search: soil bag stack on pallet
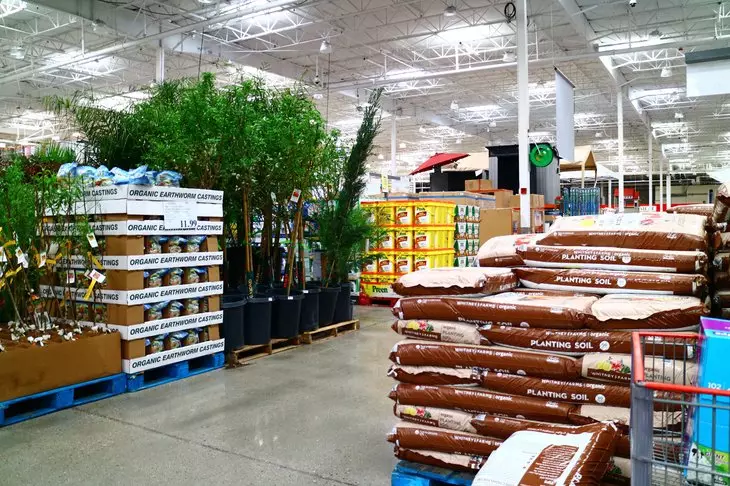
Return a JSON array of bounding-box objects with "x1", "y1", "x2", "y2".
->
[
  {"x1": 709, "y1": 184, "x2": 730, "y2": 318},
  {"x1": 386, "y1": 212, "x2": 709, "y2": 482}
]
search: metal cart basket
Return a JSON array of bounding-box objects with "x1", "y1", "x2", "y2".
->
[{"x1": 631, "y1": 331, "x2": 730, "y2": 485}]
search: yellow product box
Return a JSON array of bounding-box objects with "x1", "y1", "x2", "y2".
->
[
  {"x1": 413, "y1": 227, "x2": 450, "y2": 250},
  {"x1": 395, "y1": 203, "x2": 413, "y2": 225},
  {"x1": 378, "y1": 253, "x2": 396, "y2": 273},
  {"x1": 395, "y1": 253, "x2": 413, "y2": 274},
  {"x1": 361, "y1": 201, "x2": 395, "y2": 225},
  {"x1": 394, "y1": 228, "x2": 413, "y2": 250},
  {"x1": 413, "y1": 251, "x2": 440, "y2": 271},
  {"x1": 362, "y1": 256, "x2": 378, "y2": 273},
  {"x1": 362, "y1": 279, "x2": 393, "y2": 297},
  {"x1": 379, "y1": 230, "x2": 395, "y2": 250}
]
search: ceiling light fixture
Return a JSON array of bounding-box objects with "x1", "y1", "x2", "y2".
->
[
  {"x1": 674, "y1": 112, "x2": 684, "y2": 119},
  {"x1": 399, "y1": 142, "x2": 407, "y2": 149},
  {"x1": 455, "y1": 138, "x2": 462, "y2": 144},
  {"x1": 444, "y1": 5, "x2": 457, "y2": 17},
  {"x1": 377, "y1": 154, "x2": 384, "y2": 160},
  {"x1": 648, "y1": 29, "x2": 662, "y2": 39},
  {"x1": 450, "y1": 100, "x2": 459, "y2": 110},
  {"x1": 319, "y1": 39, "x2": 332, "y2": 54},
  {"x1": 660, "y1": 66, "x2": 673, "y2": 78},
  {"x1": 9, "y1": 45, "x2": 23, "y2": 59},
  {"x1": 197, "y1": 0, "x2": 215, "y2": 4},
  {"x1": 489, "y1": 120, "x2": 497, "y2": 128},
  {"x1": 312, "y1": 93, "x2": 323, "y2": 100},
  {"x1": 595, "y1": 131, "x2": 603, "y2": 138},
  {"x1": 502, "y1": 52, "x2": 516, "y2": 63},
  {"x1": 419, "y1": 126, "x2": 426, "y2": 134}
]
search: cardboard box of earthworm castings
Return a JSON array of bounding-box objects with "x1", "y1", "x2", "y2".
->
[{"x1": 0, "y1": 330, "x2": 121, "y2": 402}]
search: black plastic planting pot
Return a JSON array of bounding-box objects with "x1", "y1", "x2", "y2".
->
[
  {"x1": 333, "y1": 282, "x2": 353, "y2": 323},
  {"x1": 268, "y1": 289, "x2": 304, "y2": 339},
  {"x1": 243, "y1": 296, "x2": 274, "y2": 345},
  {"x1": 318, "y1": 286, "x2": 340, "y2": 327},
  {"x1": 222, "y1": 293, "x2": 246, "y2": 351},
  {"x1": 299, "y1": 287, "x2": 321, "y2": 333}
]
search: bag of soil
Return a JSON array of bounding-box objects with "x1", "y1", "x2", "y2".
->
[
  {"x1": 580, "y1": 353, "x2": 697, "y2": 386},
  {"x1": 515, "y1": 267, "x2": 707, "y2": 296},
  {"x1": 393, "y1": 292, "x2": 598, "y2": 330},
  {"x1": 713, "y1": 182, "x2": 730, "y2": 223},
  {"x1": 389, "y1": 340, "x2": 581, "y2": 380},
  {"x1": 388, "y1": 364, "x2": 486, "y2": 386},
  {"x1": 392, "y1": 319, "x2": 486, "y2": 345},
  {"x1": 394, "y1": 403, "x2": 479, "y2": 433},
  {"x1": 667, "y1": 203, "x2": 714, "y2": 218},
  {"x1": 477, "y1": 233, "x2": 540, "y2": 267},
  {"x1": 472, "y1": 421, "x2": 620, "y2": 486},
  {"x1": 516, "y1": 244, "x2": 707, "y2": 274},
  {"x1": 392, "y1": 267, "x2": 518, "y2": 296},
  {"x1": 393, "y1": 446, "x2": 489, "y2": 472},
  {"x1": 587, "y1": 294, "x2": 708, "y2": 330},
  {"x1": 537, "y1": 213, "x2": 707, "y2": 252},
  {"x1": 388, "y1": 422, "x2": 503, "y2": 457}
]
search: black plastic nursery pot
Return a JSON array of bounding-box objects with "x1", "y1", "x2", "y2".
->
[
  {"x1": 318, "y1": 285, "x2": 340, "y2": 327},
  {"x1": 299, "y1": 286, "x2": 321, "y2": 333},
  {"x1": 243, "y1": 296, "x2": 274, "y2": 345},
  {"x1": 222, "y1": 293, "x2": 246, "y2": 351},
  {"x1": 333, "y1": 282, "x2": 353, "y2": 324},
  {"x1": 267, "y1": 289, "x2": 304, "y2": 339}
]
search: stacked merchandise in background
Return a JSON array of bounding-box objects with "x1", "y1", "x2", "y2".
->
[
  {"x1": 360, "y1": 198, "x2": 455, "y2": 299},
  {"x1": 386, "y1": 211, "x2": 710, "y2": 480},
  {"x1": 561, "y1": 186, "x2": 600, "y2": 216},
  {"x1": 453, "y1": 203, "x2": 480, "y2": 268},
  {"x1": 43, "y1": 166, "x2": 225, "y2": 377}
]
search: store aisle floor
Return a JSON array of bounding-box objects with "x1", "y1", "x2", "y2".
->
[{"x1": 0, "y1": 306, "x2": 399, "y2": 486}]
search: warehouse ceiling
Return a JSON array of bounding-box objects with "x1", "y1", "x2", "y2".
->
[{"x1": 1, "y1": 0, "x2": 729, "y2": 176}]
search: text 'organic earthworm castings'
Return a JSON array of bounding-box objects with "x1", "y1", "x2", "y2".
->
[
  {"x1": 392, "y1": 293, "x2": 597, "y2": 329},
  {"x1": 389, "y1": 340, "x2": 581, "y2": 380}
]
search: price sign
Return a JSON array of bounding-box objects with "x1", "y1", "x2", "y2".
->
[{"x1": 163, "y1": 201, "x2": 198, "y2": 230}]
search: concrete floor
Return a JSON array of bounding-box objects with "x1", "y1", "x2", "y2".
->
[{"x1": 0, "y1": 306, "x2": 400, "y2": 486}]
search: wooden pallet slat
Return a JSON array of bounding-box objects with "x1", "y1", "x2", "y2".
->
[
  {"x1": 0, "y1": 373, "x2": 127, "y2": 427},
  {"x1": 228, "y1": 336, "x2": 301, "y2": 364},
  {"x1": 301, "y1": 320, "x2": 360, "y2": 344}
]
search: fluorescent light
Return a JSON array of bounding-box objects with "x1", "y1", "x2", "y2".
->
[
  {"x1": 660, "y1": 66, "x2": 672, "y2": 78},
  {"x1": 489, "y1": 120, "x2": 497, "y2": 128},
  {"x1": 529, "y1": 131, "x2": 551, "y2": 137},
  {"x1": 312, "y1": 93, "x2": 323, "y2": 100},
  {"x1": 450, "y1": 100, "x2": 459, "y2": 110},
  {"x1": 10, "y1": 45, "x2": 23, "y2": 59},
  {"x1": 463, "y1": 104, "x2": 502, "y2": 113},
  {"x1": 674, "y1": 112, "x2": 684, "y2": 119},
  {"x1": 0, "y1": 143, "x2": 6, "y2": 148},
  {"x1": 444, "y1": 5, "x2": 457, "y2": 16},
  {"x1": 320, "y1": 39, "x2": 332, "y2": 54},
  {"x1": 419, "y1": 126, "x2": 426, "y2": 134},
  {"x1": 455, "y1": 138, "x2": 462, "y2": 144},
  {"x1": 595, "y1": 131, "x2": 603, "y2": 138},
  {"x1": 399, "y1": 142, "x2": 406, "y2": 149},
  {"x1": 502, "y1": 52, "x2": 516, "y2": 63},
  {"x1": 377, "y1": 154, "x2": 384, "y2": 160}
]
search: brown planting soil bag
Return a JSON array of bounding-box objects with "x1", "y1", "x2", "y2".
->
[
  {"x1": 478, "y1": 325, "x2": 695, "y2": 359},
  {"x1": 516, "y1": 244, "x2": 707, "y2": 274},
  {"x1": 477, "y1": 233, "x2": 540, "y2": 267},
  {"x1": 714, "y1": 251, "x2": 730, "y2": 272},
  {"x1": 713, "y1": 231, "x2": 730, "y2": 251},
  {"x1": 713, "y1": 182, "x2": 730, "y2": 223},
  {"x1": 512, "y1": 288, "x2": 599, "y2": 298},
  {"x1": 389, "y1": 383, "x2": 580, "y2": 423},
  {"x1": 580, "y1": 353, "x2": 697, "y2": 386},
  {"x1": 472, "y1": 421, "x2": 620, "y2": 486},
  {"x1": 393, "y1": 446, "x2": 489, "y2": 472},
  {"x1": 667, "y1": 203, "x2": 714, "y2": 218},
  {"x1": 389, "y1": 364, "x2": 485, "y2": 386},
  {"x1": 515, "y1": 267, "x2": 707, "y2": 296},
  {"x1": 537, "y1": 213, "x2": 707, "y2": 251},
  {"x1": 394, "y1": 403, "x2": 479, "y2": 433},
  {"x1": 392, "y1": 267, "x2": 518, "y2": 296},
  {"x1": 714, "y1": 290, "x2": 730, "y2": 308},
  {"x1": 389, "y1": 340, "x2": 581, "y2": 380},
  {"x1": 715, "y1": 272, "x2": 730, "y2": 290},
  {"x1": 393, "y1": 292, "x2": 598, "y2": 329},
  {"x1": 586, "y1": 294, "x2": 708, "y2": 330},
  {"x1": 392, "y1": 319, "x2": 486, "y2": 345},
  {"x1": 470, "y1": 415, "x2": 630, "y2": 460},
  {"x1": 388, "y1": 422, "x2": 503, "y2": 457}
]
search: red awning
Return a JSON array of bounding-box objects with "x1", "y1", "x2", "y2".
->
[{"x1": 410, "y1": 152, "x2": 469, "y2": 175}]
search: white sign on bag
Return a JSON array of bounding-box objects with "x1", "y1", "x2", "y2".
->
[{"x1": 123, "y1": 339, "x2": 225, "y2": 373}]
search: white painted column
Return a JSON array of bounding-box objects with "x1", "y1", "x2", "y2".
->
[
  {"x1": 666, "y1": 175, "x2": 672, "y2": 209},
  {"x1": 390, "y1": 110, "x2": 397, "y2": 175},
  {"x1": 648, "y1": 133, "x2": 653, "y2": 208},
  {"x1": 608, "y1": 178, "x2": 612, "y2": 208},
  {"x1": 659, "y1": 156, "x2": 664, "y2": 210},
  {"x1": 617, "y1": 87, "x2": 625, "y2": 212},
  {"x1": 155, "y1": 43, "x2": 165, "y2": 83},
  {"x1": 517, "y1": 0, "x2": 530, "y2": 231}
]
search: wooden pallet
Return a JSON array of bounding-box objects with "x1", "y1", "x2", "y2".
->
[
  {"x1": 301, "y1": 320, "x2": 360, "y2": 344},
  {"x1": 126, "y1": 352, "x2": 224, "y2": 392},
  {"x1": 1, "y1": 373, "x2": 126, "y2": 427},
  {"x1": 392, "y1": 461, "x2": 475, "y2": 486},
  {"x1": 228, "y1": 336, "x2": 301, "y2": 364}
]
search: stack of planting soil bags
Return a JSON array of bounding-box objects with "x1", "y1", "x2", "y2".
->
[
  {"x1": 386, "y1": 212, "x2": 709, "y2": 481},
  {"x1": 710, "y1": 184, "x2": 730, "y2": 318}
]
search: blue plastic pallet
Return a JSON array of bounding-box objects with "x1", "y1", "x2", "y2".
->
[
  {"x1": 392, "y1": 461, "x2": 475, "y2": 486},
  {"x1": 0, "y1": 373, "x2": 126, "y2": 427},
  {"x1": 126, "y1": 351, "x2": 224, "y2": 392}
]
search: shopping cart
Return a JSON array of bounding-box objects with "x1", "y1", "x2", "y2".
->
[{"x1": 631, "y1": 331, "x2": 730, "y2": 485}]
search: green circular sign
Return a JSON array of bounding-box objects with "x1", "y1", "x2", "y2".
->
[{"x1": 529, "y1": 144, "x2": 555, "y2": 168}]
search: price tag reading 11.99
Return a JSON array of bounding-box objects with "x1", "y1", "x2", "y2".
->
[{"x1": 163, "y1": 201, "x2": 198, "y2": 230}]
